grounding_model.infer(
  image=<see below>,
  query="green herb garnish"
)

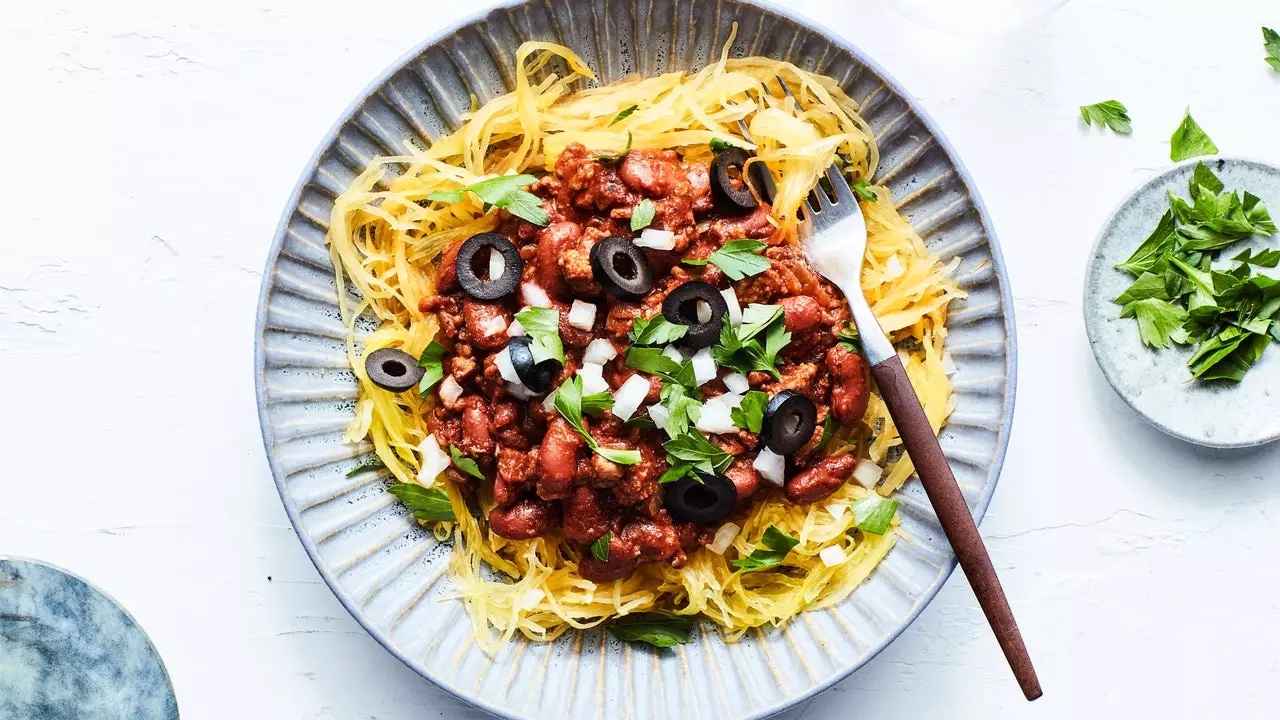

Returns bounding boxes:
[1170,110,1218,162]
[851,180,878,201]
[417,341,448,396]
[628,315,688,346]
[590,532,612,561]
[815,415,841,451]
[427,174,549,226]
[711,310,791,380]
[1079,100,1132,135]
[607,613,695,648]
[730,526,799,573]
[595,131,633,163]
[662,431,733,476]
[658,382,702,439]
[610,104,638,127]
[836,324,862,352]
[730,390,768,433]
[345,456,386,477]
[554,377,642,464]
[706,240,770,281]
[709,137,735,152]
[514,307,565,364]
[448,445,484,480]
[631,198,657,231]
[852,496,899,535]
[388,483,456,522]
[1264,27,1280,72]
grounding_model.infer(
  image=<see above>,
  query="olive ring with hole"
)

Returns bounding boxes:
[455,232,523,300]
[761,390,818,455]
[507,335,562,393]
[710,146,759,212]
[661,281,728,349]
[663,471,738,524]
[590,235,654,300]
[364,348,426,392]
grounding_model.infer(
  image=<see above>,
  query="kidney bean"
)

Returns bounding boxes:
[536,222,581,299]
[779,295,823,333]
[827,345,871,426]
[463,299,512,351]
[785,453,857,505]
[536,418,582,500]
[459,396,492,456]
[436,239,464,293]
[489,500,557,540]
[577,536,640,582]
[725,456,761,500]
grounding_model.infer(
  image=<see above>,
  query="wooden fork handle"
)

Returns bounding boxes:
[870,355,1042,701]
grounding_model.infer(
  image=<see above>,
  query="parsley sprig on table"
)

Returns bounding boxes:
[1114,161,1279,382]
[1080,100,1132,135]
[1264,27,1280,72]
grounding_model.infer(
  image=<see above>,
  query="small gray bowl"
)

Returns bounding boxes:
[1084,157,1280,448]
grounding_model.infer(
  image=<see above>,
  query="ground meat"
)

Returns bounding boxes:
[785,453,856,505]
[558,235,601,297]
[427,406,462,450]
[495,446,537,504]
[489,500,558,540]
[436,239,464,294]
[554,143,638,212]
[612,440,664,505]
[734,245,843,308]
[562,486,616,544]
[423,295,465,342]
[827,345,871,426]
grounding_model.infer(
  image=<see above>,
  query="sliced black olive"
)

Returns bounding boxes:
[365,348,425,392]
[590,235,653,300]
[663,471,738,524]
[507,336,561,393]
[661,281,728,349]
[710,146,759,212]
[761,390,818,454]
[455,232,522,300]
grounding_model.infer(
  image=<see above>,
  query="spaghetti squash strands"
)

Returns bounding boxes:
[326,35,959,653]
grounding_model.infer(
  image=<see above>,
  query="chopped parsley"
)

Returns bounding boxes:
[590,532,612,561]
[815,415,841,451]
[594,131,633,163]
[1079,100,1132,135]
[836,323,862,352]
[631,198,657,231]
[709,137,735,152]
[554,377,642,464]
[427,174,549,226]
[1170,110,1218,162]
[658,383,702,439]
[346,456,386,477]
[730,390,768,433]
[388,483,456,523]
[851,180,878,201]
[514,307,565,364]
[448,445,484,480]
[711,309,791,380]
[730,526,799,573]
[607,613,694,648]
[661,431,732,478]
[609,104,638,127]
[1114,161,1279,381]
[706,240,771,281]
[1265,27,1280,72]
[416,341,448,396]
[852,496,899,535]
[628,315,688,345]
[625,346,683,377]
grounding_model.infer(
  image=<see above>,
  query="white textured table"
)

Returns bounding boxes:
[3,1,1279,717]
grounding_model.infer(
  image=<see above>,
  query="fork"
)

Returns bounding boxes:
[738,80,1042,701]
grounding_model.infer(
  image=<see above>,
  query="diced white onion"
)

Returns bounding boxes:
[489,247,506,283]
[611,374,650,421]
[707,522,741,555]
[542,390,559,413]
[753,448,786,487]
[635,227,676,250]
[695,400,736,435]
[723,372,750,394]
[883,254,905,281]
[506,382,537,400]
[583,338,618,365]
[721,287,743,326]
[941,350,958,376]
[519,588,545,611]
[439,376,464,405]
[479,314,508,337]
[647,403,669,429]
[826,502,849,520]
[521,283,552,309]
[567,300,597,330]
[416,434,450,487]
[506,318,526,337]
[692,348,716,386]
[662,345,685,364]
[696,300,712,324]
[703,392,743,412]
[494,347,521,383]
[853,458,883,489]
[819,545,848,568]
[578,362,610,395]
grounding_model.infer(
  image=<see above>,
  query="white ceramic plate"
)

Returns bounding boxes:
[254,1,1017,717]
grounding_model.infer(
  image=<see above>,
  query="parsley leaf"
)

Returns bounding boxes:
[625,346,684,378]
[709,137,735,152]
[346,456,386,477]
[427,174,549,226]
[681,257,709,266]
[1234,248,1280,268]
[738,303,785,341]
[815,415,841,451]
[417,341,448,395]
[581,391,614,416]
[711,313,790,381]
[852,496,898,535]
[514,307,565,364]
[1124,298,1189,349]
[659,383,702,438]
[607,613,694,648]
[851,180,878,201]
[1265,27,1280,72]
[662,431,733,474]
[629,315,688,345]
[631,198,657,231]
[388,483,456,522]
[836,324,863,353]
[1079,100,1132,135]
[1170,111,1218,162]
[591,532,612,561]
[554,377,642,465]
[730,526,800,572]
[448,445,484,480]
[595,132,633,163]
[1116,211,1178,276]
[730,390,768,433]
[610,105,638,127]
[706,240,771,281]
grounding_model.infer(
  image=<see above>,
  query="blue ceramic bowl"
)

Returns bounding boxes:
[254,1,1017,717]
